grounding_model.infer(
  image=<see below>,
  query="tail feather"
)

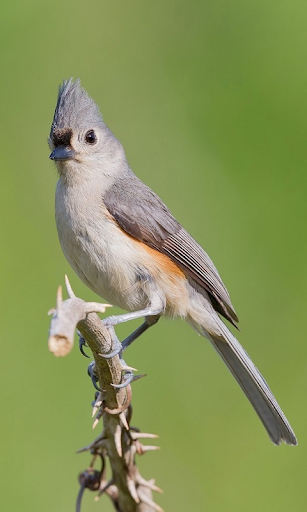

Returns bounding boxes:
[203,321,297,445]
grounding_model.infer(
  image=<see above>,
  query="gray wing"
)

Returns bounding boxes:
[104,170,238,325]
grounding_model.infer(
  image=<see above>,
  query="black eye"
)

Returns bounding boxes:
[85,130,97,144]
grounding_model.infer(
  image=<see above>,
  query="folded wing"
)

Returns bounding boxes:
[104,171,238,325]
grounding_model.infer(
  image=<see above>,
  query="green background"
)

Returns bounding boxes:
[1,1,306,510]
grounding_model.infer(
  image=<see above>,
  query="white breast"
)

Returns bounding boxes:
[55,178,151,310]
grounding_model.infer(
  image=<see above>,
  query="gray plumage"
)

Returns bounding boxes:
[50,79,104,137]
[49,79,297,445]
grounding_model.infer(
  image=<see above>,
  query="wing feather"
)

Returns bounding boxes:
[104,171,238,324]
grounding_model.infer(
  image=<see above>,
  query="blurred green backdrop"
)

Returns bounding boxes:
[1,1,306,511]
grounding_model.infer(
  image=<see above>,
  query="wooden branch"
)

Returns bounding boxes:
[48,277,162,512]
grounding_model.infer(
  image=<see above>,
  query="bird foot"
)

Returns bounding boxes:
[88,361,103,392]
[78,332,91,358]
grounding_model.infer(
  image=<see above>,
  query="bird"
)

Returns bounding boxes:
[48,78,297,445]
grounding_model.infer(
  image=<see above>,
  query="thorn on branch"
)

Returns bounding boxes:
[65,274,76,298]
[134,441,161,455]
[114,424,123,457]
[136,475,163,494]
[119,411,129,431]
[131,432,159,440]
[127,478,140,503]
[137,490,164,512]
[92,393,103,417]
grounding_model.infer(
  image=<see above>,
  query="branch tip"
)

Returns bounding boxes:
[48,334,72,357]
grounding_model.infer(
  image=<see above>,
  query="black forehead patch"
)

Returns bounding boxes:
[52,128,73,147]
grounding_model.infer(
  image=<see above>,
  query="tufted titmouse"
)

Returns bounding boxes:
[48,79,296,445]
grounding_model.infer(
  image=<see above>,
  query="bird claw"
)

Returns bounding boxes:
[102,316,117,328]
[99,346,122,359]
[111,372,147,389]
[78,331,90,358]
[99,323,123,359]
[88,361,102,392]
[95,321,146,390]
[111,372,134,389]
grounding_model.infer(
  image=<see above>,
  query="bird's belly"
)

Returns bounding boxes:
[58,217,151,311]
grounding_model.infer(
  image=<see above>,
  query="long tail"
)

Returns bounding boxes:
[200,319,297,445]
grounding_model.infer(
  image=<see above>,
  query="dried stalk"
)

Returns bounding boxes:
[48,277,162,512]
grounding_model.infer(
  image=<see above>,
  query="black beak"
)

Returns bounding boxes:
[49,146,76,161]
